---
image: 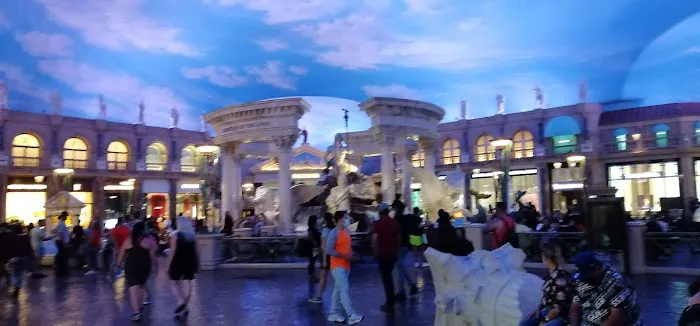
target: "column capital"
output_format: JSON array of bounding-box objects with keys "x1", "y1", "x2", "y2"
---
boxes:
[
  {"x1": 232, "y1": 153, "x2": 246, "y2": 163},
  {"x1": 221, "y1": 142, "x2": 240, "y2": 155},
  {"x1": 375, "y1": 130, "x2": 402, "y2": 148},
  {"x1": 272, "y1": 134, "x2": 298, "y2": 150},
  {"x1": 418, "y1": 137, "x2": 436, "y2": 150}
]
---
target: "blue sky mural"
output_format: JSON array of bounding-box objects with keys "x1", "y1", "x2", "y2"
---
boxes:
[{"x1": 1, "y1": 0, "x2": 700, "y2": 148}]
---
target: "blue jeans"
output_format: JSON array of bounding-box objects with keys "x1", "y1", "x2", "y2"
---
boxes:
[
  {"x1": 394, "y1": 247, "x2": 415, "y2": 294},
  {"x1": 9, "y1": 257, "x2": 27, "y2": 289},
  {"x1": 520, "y1": 308, "x2": 567, "y2": 326},
  {"x1": 330, "y1": 268, "x2": 358, "y2": 319}
]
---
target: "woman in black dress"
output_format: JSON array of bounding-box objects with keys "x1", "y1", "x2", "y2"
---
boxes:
[
  {"x1": 117, "y1": 221, "x2": 156, "y2": 322},
  {"x1": 168, "y1": 217, "x2": 199, "y2": 319}
]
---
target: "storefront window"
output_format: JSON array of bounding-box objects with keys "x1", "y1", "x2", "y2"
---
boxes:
[
  {"x1": 412, "y1": 150, "x2": 425, "y2": 168},
  {"x1": 12, "y1": 133, "x2": 41, "y2": 167},
  {"x1": 107, "y1": 141, "x2": 128, "y2": 170},
  {"x1": 552, "y1": 135, "x2": 577, "y2": 154},
  {"x1": 441, "y1": 139, "x2": 460, "y2": 165},
  {"x1": 146, "y1": 194, "x2": 169, "y2": 218},
  {"x1": 475, "y1": 134, "x2": 495, "y2": 162},
  {"x1": 6, "y1": 192, "x2": 46, "y2": 225},
  {"x1": 64, "y1": 138, "x2": 89, "y2": 169},
  {"x1": 608, "y1": 161, "x2": 681, "y2": 217},
  {"x1": 177, "y1": 194, "x2": 200, "y2": 219},
  {"x1": 510, "y1": 173, "x2": 539, "y2": 211},
  {"x1": 471, "y1": 176, "x2": 497, "y2": 210},
  {"x1": 616, "y1": 135, "x2": 627, "y2": 151},
  {"x1": 512, "y1": 130, "x2": 534, "y2": 158},
  {"x1": 146, "y1": 143, "x2": 168, "y2": 171}
]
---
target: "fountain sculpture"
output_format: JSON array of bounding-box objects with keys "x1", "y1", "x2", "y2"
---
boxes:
[{"x1": 425, "y1": 244, "x2": 543, "y2": 326}]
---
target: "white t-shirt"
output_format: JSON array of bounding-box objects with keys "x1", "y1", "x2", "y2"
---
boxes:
[
  {"x1": 30, "y1": 227, "x2": 46, "y2": 250},
  {"x1": 55, "y1": 220, "x2": 70, "y2": 243}
]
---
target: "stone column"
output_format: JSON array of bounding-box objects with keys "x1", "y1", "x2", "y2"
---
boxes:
[
  {"x1": 0, "y1": 174, "x2": 6, "y2": 223},
  {"x1": 626, "y1": 221, "x2": 646, "y2": 274},
  {"x1": 399, "y1": 147, "x2": 414, "y2": 214},
  {"x1": 169, "y1": 179, "x2": 177, "y2": 219},
  {"x1": 538, "y1": 164, "x2": 551, "y2": 215},
  {"x1": 273, "y1": 135, "x2": 297, "y2": 233},
  {"x1": 589, "y1": 159, "x2": 607, "y2": 188},
  {"x1": 419, "y1": 138, "x2": 436, "y2": 174},
  {"x1": 463, "y1": 169, "x2": 472, "y2": 211},
  {"x1": 92, "y1": 176, "x2": 105, "y2": 223},
  {"x1": 219, "y1": 144, "x2": 234, "y2": 219},
  {"x1": 132, "y1": 179, "x2": 143, "y2": 214},
  {"x1": 378, "y1": 133, "x2": 396, "y2": 204},
  {"x1": 681, "y1": 155, "x2": 696, "y2": 214},
  {"x1": 230, "y1": 153, "x2": 245, "y2": 222}
]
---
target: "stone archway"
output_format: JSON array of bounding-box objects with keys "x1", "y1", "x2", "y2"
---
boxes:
[{"x1": 205, "y1": 98, "x2": 310, "y2": 232}]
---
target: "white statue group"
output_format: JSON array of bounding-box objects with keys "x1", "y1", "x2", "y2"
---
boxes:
[{"x1": 470, "y1": 80, "x2": 589, "y2": 116}]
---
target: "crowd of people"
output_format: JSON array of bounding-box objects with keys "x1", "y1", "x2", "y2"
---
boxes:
[{"x1": 0, "y1": 211, "x2": 200, "y2": 322}]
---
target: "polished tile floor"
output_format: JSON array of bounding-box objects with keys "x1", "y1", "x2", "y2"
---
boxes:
[{"x1": 0, "y1": 263, "x2": 694, "y2": 325}]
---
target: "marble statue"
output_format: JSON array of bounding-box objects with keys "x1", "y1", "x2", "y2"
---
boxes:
[
  {"x1": 411, "y1": 167, "x2": 461, "y2": 221},
  {"x1": 533, "y1": 85, "x2": 543, "y2": 109},
  {"x1": 496, "y1": 94, "x2": 505, "y2": 115},
  {"x1": 138, "y1": 101, "x2": 145, "y2": 124},
  {"x1": 579, "y1": 80, "x2": 588, "y2": 102},
  {"x1": 200, "y1": 115, "x2": 206, "y2": 132},
  {"x1": 334, "y1": 148, "x2": 358, "y2": 187},
  {"x1": 170, "y1": 107, "x2": 179, "y2": 128},
  {"x1": 425, "y1": 244, "x2": 544, "y2": 326},
  {"x1": 300, "y1": 128, "x2": 308, "y2": 144},
  {"x1": 0, "y1": 81, "x2": 7, "y2": 109},
  {"x1": 98, "y1": 94, "x2": 107, "y2": 119},
  {"x1": 50, "y1": 91, "x2": 62, "y2": 115}
]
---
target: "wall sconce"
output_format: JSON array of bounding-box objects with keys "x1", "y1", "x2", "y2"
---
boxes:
[
  {"x1": 553, "y1": 162, "x2": 562, "y2": 169},
  {"x1": 472, "y1": 168, "x2": 480, "y2": 174},
  {"x1": 631, "y1": 134, "x2": 641, "y2": 141},
  {"x1": 34, "y1": 176, "x2": 45, "y2": 183}
]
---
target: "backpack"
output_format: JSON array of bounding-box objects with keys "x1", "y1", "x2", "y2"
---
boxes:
[{"x1": 499, "y1": 216, "x2": 519, "y2": 248}]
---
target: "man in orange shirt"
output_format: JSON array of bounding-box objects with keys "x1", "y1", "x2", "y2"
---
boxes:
[{"x1": 325, "y1": 211, "x2": 364, "y2": 324}]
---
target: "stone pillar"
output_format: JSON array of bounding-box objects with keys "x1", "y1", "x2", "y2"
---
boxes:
[
  {"x1": 589, "y1": 159, "x2": 607, "y2": 188},
  {"x1": 681, "y1": 155, "x2": 696, "y2": 214},
  {"x1": 399, "y1": 148, "x2": 413, "y2": 214},
  {"x1": 538, "y1": 164, "x2": 551, "y2": 215},
  {"x1": 273, "y1": 135, "x2": 297, "y2": 233},
  {"x1": 230, "y1": 153, "x2": 244, "y2": 222},
  {"x1": 92, "y1": 176, "x2": 105, "y2": 223},
  {"x1": 419, "y1": 138, "x2": 436, "y2": 174},
  {"x1": 196, "y1": 233, "x2": 223, "y2": 270},
  {"x1": 132, "y1": 179, "x2": 143, "y2": 214},
  {"x1": 0, "y1": 174, "x2": 6, "y2": 223},
  {"x1": 626, "y1": 221, "x2": 646, "y2": 274},
  {"x1": 219, "y1": 144, "x2": 235, "y2": 219},
  {"x1": 378, "y1": 134, "x2": 396, "y2": 204},
  {"x1": 169, "y1": 179, "x2": 177, "y2": 219},
  {"x1": 463, "y1": 170, "x2": 472, "y2": 211}
]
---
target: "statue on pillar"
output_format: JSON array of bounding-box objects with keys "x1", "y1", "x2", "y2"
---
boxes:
[
  {"x1": 170, "y1": 107, "x2": 179, "y2": 128},
  {"x1": 579, "y1": 80, "x2": 588, "y2": 102},
  {"x1": 496, "y1": 94, "x2": 505, "y2": 115},
  {"x1": 200, "y1": 115, "x2": 206, "y2": 132},
  {"x1": 50, "y1": 91, "x2": 62, "y2": 115},
  {"x1": 0, "y1": 81, "x2": 7, "y2": 110},
  {"x1": 98, "y1": 94, "x2": 107, "y2": 120},
  {"x1": 138, "y1": 101, "x2": 145, "y2": 124},
  {"x1": 533, "y1": 85, "x2": 543, "y2": 109},
  {"x1": 300, "y1": 128, "x2": 308, "y2": 144}
]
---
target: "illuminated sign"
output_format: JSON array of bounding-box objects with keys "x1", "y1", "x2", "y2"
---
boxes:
[
  {"x1": 104, "y1": 185, "x2": 135, "y2": 191},
  {"x1": 7, "y1": 184, "x2": 48, "y2": 190},
  {"x1": 291, "y1": 173, "x2": 321, "y2": 179},
  {"x1": 180, "y1": 184, "x2": 200, "y2": 190}
]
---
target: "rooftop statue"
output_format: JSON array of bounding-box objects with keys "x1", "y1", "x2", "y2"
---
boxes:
[
  {"x1": 98, "y1": 94, "x2": 107, "y2": 119},
  {"x1": 425, "y1": 244, "x2": 543, "y2": 326},
  {"x1": 0, "y1": 81, "x2": 7, "y2": 109},
  {"x1": 170, "y1": 107, "x2": 179, "y2": 128},
  {"x1": 496, "y1": 94, "x2": 505, "y2": 115},
  {"x1": 138, "y1": 101, "x2": 145, "y2": 124},
  {"x1": 50, "y1": 91, "x2": 62, "y2": 115},
  {"x1": 533, "y1": 85, "x2": 543, "y2": 109}
]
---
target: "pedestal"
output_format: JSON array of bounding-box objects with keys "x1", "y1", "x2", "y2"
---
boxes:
[{"x1": 196, "y1": 234, "x2": 223, "y2": 271}]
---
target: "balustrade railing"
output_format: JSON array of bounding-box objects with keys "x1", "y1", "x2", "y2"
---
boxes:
[{"x1": 644, "y1": 232, "x2": 700, "y2": 269}]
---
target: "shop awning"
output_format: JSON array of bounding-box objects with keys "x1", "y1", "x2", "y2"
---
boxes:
[{"x1": 44, "y1": 191, "x2": 85, "y2": 216}]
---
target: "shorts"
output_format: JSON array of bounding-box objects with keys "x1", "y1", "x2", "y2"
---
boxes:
[
  {"x1": 322, "y1": 256, "x2": 331, "y2": 270},
  {"x1": 409, "y1": 235, "x2": 424, "y2": 247},
  {"x1": 169, "y1": 268, "x2": 196, "y2": 281}
]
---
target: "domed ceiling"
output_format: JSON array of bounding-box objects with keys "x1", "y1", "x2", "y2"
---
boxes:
[{"x1": 1, "y1": 0, "x2": 699, "y2": 147}]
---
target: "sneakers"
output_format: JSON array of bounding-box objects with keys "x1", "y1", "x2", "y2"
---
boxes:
[
  {"x1": 308, "y1": 296, "x2": 322, "y2": 304},
  {"x1": 84, "y1": 270, "x2": 97, "y2": 276},
  {"x1": 347, "y1": 314, "x2": 364, "y2": 325},
  {"x1": 327, "y1": 314, "x2": 345, "y2": 323},
  {"x1": 131, "y1": 313, "x2": 142, "y2": 322}
]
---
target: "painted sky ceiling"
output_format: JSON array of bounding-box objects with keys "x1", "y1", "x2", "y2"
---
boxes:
[{"x1": 1, "y1": 0, "x2": 700, "y2": 148}]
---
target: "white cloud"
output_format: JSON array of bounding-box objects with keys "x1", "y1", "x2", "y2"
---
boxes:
[
  {"x1": 0, "y1": 63, "x2": 52, "y2": 100},
  {"x1": 457, "y1": 17, "x2": 486, "y2": 32},
  {"x1": 205, "y1": 0, "x2": 346, "y2": 24},
  {"x1": 36, "y1": 0, "x2": 199, "y2": 57},
  {"x1": 245, "y1": 61, "x2": 297, "y2": 90},
  {"x1": 182, "y1": 66, "x2": 248, "y2": 88},
  {"x1": 403, "y1": 0, "x2": 439, "y2": 14},
  {"x1": 289, "y1": 66, "x2": 308, "y2": 75},
  {"x1": 15, "y1": 32, "x2": 73, "y2": 57},
  {"x1": 37, "y1": 59, "x2": 197, "y2": 129},
  {"x1": 363, "y1": 84, "x2": 421, "y2": 100},
  {"x1": 256, "y1": 39, "x2": 288, "y2": 52}
]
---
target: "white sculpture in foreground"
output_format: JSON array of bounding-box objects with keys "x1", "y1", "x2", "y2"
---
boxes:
[
  {"x1": 424, "y1": 244, "x2": 543, "y2": 326},
  {"x1": 412, "y1": 167, "x2": 461, "y2": 221}
]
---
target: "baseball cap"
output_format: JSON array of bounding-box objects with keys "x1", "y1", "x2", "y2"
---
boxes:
[{"x1": 574, "y1": 251, "x2": 602, "y2": 279}]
